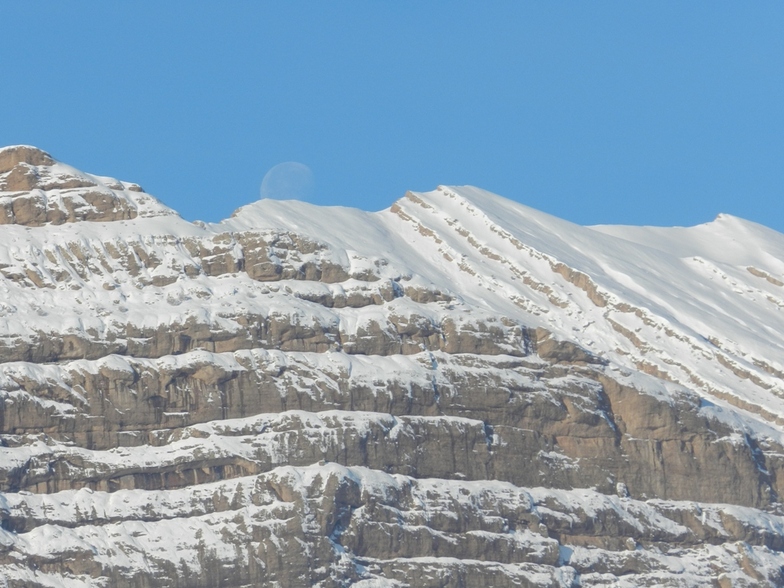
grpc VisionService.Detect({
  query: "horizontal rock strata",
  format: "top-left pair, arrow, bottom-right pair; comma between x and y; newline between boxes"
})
1,148 -> 784,586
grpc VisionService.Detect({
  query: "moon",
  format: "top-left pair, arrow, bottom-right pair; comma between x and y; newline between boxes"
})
260,162 -> 316,202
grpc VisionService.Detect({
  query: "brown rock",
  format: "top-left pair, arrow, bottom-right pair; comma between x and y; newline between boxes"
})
0,145 -> 54,173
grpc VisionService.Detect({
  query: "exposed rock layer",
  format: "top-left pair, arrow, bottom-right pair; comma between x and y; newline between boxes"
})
1,147 -> 783,586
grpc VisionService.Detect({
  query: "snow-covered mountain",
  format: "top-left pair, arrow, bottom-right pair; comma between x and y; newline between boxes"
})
1,145 -> 784,586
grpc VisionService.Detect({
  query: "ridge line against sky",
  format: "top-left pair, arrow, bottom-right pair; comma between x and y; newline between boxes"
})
1,2 -> 783,231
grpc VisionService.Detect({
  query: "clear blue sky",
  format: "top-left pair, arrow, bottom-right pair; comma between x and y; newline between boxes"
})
2,2 -> 784,231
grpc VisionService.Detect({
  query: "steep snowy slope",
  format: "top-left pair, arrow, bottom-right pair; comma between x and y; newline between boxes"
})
222,186 -> 784,426
1,145 -> 784,587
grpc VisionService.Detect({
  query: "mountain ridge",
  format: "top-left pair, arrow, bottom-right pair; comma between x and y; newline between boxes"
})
1,145 -> 784,586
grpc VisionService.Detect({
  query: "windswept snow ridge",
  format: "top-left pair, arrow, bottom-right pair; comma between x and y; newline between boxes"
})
1,146 -> 783,586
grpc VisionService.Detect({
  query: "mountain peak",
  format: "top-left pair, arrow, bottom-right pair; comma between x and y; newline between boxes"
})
0,145 -> 55,173
3,150 -> 784,585
0,145 -> 175,225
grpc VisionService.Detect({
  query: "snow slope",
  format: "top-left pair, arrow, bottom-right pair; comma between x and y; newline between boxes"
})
2,147 -> 784,586
219,186 -> 784,429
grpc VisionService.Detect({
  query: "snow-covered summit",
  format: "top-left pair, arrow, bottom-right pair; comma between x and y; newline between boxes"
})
215,184 -> 784,431
2,150 -> 784,586
0,145 -> 176,225
1,146 -> 784,432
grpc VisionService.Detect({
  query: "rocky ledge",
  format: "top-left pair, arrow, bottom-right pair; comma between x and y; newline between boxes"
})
1,147 -> 784,587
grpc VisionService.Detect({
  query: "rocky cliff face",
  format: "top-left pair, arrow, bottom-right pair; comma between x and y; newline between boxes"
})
1,145 -> 784,586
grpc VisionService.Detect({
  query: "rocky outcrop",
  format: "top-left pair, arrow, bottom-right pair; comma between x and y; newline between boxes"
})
1,349 -> 780,511
1,148 -> 784,586
0,145 -> 160,226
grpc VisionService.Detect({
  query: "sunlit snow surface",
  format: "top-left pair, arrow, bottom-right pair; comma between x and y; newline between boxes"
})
4,182 -> 784,424
3,171 -> 784,585
216,186 -> 784,428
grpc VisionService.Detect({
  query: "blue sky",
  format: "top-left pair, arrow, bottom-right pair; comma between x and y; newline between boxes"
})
2,2 -> 784,231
